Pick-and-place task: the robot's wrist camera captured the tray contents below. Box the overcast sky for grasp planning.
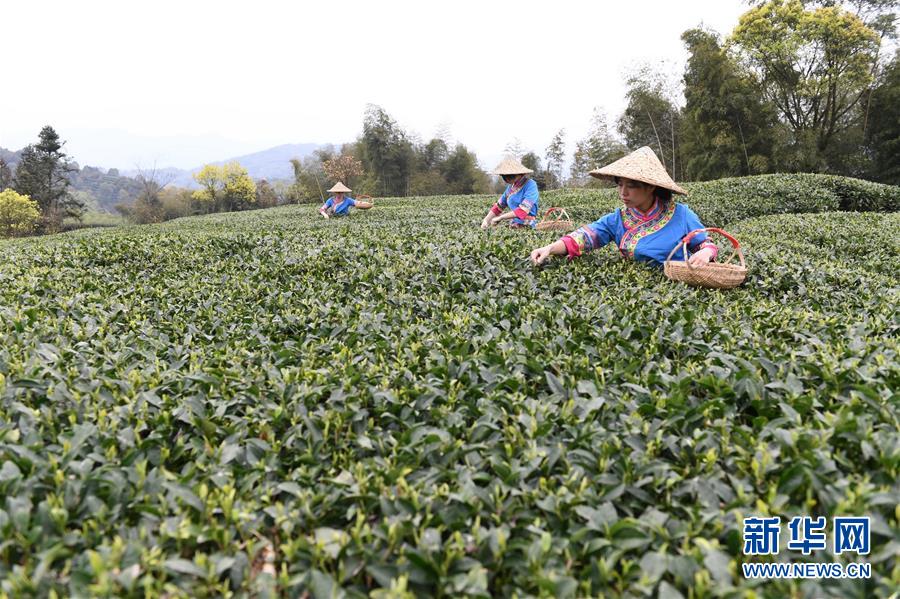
[1,0,751,171]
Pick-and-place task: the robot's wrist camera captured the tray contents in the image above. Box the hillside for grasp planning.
[0,174,897,597]
[1,142,328,211]
[121,142,326,188]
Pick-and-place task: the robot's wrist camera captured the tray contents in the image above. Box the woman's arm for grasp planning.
[491,210,520,223]
[530,239,568,265]
[481,205,502,228]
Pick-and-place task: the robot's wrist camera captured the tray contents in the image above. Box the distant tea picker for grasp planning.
[318,182,373,218]
[530,147,719,266]
[481,157,540,229]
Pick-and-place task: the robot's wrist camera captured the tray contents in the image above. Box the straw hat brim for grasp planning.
[589,146,687,195]
[327,182,352,193]
[491,157,534,176]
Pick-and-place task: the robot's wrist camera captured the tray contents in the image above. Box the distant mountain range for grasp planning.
[1,142,330,211]
[121,143,326,188]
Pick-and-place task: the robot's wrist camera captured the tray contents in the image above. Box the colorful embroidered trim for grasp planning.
[618,200,676,259]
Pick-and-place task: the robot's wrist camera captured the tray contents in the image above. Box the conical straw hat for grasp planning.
[327,182,352,193]
[589,146,687,195]
[490,157,534,176]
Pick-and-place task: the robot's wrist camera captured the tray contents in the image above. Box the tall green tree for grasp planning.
[730,0,881,171]
[571,110,628,185]
[618,71,682,178]
[440,144,487,194]
[865,50,900,183]
[544,129,566,189]
[520,152,545,190]
[13,126,82,227]
[679,27,781,180]
[360,105,414,196]
[0,158,12,191]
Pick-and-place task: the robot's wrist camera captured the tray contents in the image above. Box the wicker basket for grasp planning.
[664,227,747,289]
[536,207,575,232]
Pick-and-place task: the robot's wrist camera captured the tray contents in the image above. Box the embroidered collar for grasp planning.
[618,200,676,259]
[626,199,662,222]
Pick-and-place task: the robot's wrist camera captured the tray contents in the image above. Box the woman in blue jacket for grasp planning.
[530,147,718,266]
[319,182,373,218]
[481,157,540,229]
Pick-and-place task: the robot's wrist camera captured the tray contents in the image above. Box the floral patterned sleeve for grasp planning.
[491,190,509,215]
[560,211,618,259]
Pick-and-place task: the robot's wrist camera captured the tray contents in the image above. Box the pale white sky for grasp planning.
[1,0,750,171]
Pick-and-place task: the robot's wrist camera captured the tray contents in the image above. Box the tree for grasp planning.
[121,166,173,223]
[544,129,566,189]
[13,126,82,228]
[192,162,257,213]
[0,158,12,191]
[679,27,781,179]
[503,138,526,158]
[730,0,880,171]
[440,144,488,194]
[570,109,628,185]
[417,138,450,171]
[0,189,41,237]
[618,69,682,178]
[322,154,364,188]
[360,105,414,196]
[289,156,327,203]
[865,50,900,183]
[520,152,546,190]
[255,179,278,208]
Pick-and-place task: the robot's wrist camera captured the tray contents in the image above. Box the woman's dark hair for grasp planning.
[613,177,672,203]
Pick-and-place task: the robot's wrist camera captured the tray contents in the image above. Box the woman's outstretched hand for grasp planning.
[481,217,494,229]
[530,245,552,266]
[688,247,714,266]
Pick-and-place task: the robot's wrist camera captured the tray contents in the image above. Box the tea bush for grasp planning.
[0,178,897,597]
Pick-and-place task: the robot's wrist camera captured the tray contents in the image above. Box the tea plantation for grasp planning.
[0,174,898,598]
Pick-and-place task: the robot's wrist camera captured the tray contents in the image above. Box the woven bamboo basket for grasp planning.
[536,207,575,232]
[664,227,747,289]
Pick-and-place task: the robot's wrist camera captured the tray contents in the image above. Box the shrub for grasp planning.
[0,189,41,237]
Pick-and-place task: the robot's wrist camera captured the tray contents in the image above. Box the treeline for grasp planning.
[570,0,899,186]
[1,147,145,213]
[284,0,900,200]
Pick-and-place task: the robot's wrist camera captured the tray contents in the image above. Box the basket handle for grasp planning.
[542,207,570,221]
[356,194,373,201]
[665,227,746,269]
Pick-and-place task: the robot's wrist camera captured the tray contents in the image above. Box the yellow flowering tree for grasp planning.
[192,162,257,213]
[0,189,42,237]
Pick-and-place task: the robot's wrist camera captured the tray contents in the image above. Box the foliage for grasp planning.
[729,0,880,171]
[618,67,683,179]
[544,129,567,190]
[544,173,900,227]
[192,162,257,213]
[360,105,415,197]
[865,50,900,184]
[520,152,545,190]
[440,145,488,195]
[0,158,12,191]
[570,110,628,186]
[0,189,41,237]
[12,126,83,229]
[322,154,365,189]
[0,174,897,597]
[255,179,279,209]
[679,28,781,180]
